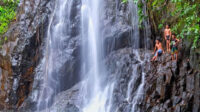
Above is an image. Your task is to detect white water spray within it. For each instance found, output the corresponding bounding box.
[126,50,147,112]
[81,0,115,112]
[36,0,73,111]
[128,0,140,49]
[32,0,148,111]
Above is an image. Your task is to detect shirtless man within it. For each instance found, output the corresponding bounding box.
[164,24,172,52]
[151,39,164,61]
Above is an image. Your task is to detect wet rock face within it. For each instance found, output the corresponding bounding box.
[38,48,152,112]
[19,0,82,110]
[105,48,151,112]
[0,55,13,110]
[102,0,152,55]
[22,47,199,112]
[45,83,81,112]
[19,83,81,112]
[144,54,200,112]
[0,0,54,110]
[1,0,134,110]
[53,0,82,93]
[103,0,133,55]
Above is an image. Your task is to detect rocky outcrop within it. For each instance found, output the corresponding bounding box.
[18,0,82,111]
[105,48,151,112]
[0,0,54,110]
[144,54,200,112]
[32,48,152,112]
[102,0,152,55]
[35,48,199,112]
[1,0,138,110]
[19,82,82,112]
[103,0,137,55]
[43,83,81,112]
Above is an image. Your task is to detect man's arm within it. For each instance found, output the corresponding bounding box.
[153,44,157,54]
[170,29,172,38]
[176,38,180,42]
[176,38,180,44]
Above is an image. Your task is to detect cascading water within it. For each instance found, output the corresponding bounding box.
[35,0,74,111]
[81,0,101,97]
[81,0,114,112]
[81,0,147,111]
[125,0,147,111]
[31,0,148,112]
[128,0,140,49]
[126,50,146,112]
[142,0,152,49]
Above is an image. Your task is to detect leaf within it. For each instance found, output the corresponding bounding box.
[158,24,163,29]
[122,0,128,4]
[4,36,7,41]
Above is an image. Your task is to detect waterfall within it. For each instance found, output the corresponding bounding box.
[126,50,146,112]
[35,0,74,111]
[128,0,140,49]
[81,0,114,112]
[81,0,146,112]
[142,0,152,49]
[81,0,101,96]
[126,1,146,111]
[30,0,147,112]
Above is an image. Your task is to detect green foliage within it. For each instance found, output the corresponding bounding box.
[137,1,145,28]
[149,0,200,48]
[123,0,200,48]
[169,0,200,48]
[0,0,19,36]
[122,0,128,4]
[158,24,163,29]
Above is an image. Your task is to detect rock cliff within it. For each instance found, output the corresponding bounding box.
[144,54,199,112]
[0,0,54,109]
[29,48,199,112]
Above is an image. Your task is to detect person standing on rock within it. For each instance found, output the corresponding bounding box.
[171,34,180,61]
[164,24,172,52]
[151,39,164,61]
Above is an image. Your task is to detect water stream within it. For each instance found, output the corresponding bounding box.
[81,0,114,111]
[35,0,74,110]
[128,0,140,49]
[33,0,147,111]
[127,51,146,112]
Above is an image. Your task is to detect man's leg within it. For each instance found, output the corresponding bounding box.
[167,40,170,52]
[154,52,158,60]
[171,48,174,60]
[166,40,168,52]
[167,41,169,52]
[151,56,155,61]
[152,55,157,61]
[151,51,157,61]
[176,52,178,61]
[171,54,174,60]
